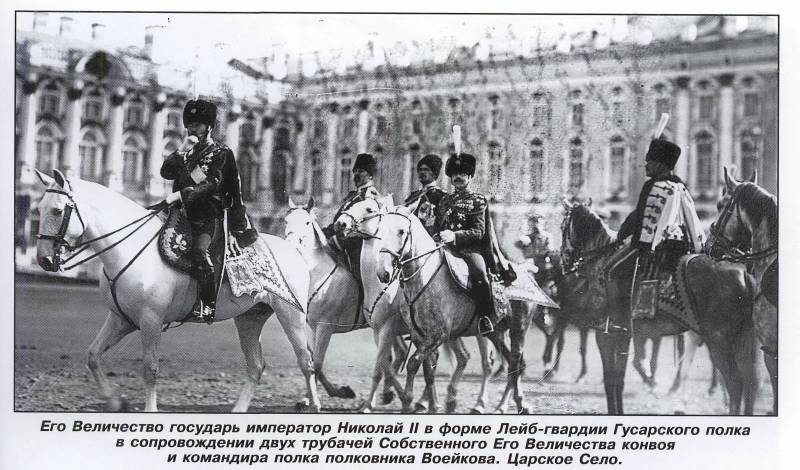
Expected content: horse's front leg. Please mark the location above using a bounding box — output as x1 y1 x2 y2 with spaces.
444 339 470 413
233 306 272 412
471 335 493 414
313 322 356 400
596 329 631 415
364 320 408 412
87 312 136 411
139 314 164 412
272 302 320 412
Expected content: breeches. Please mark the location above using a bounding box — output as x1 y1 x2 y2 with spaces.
461 252 490 287
190 218 216 252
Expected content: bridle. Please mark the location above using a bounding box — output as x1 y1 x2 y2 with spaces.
709 185 777 263
36 184 164 272
560 207 621 277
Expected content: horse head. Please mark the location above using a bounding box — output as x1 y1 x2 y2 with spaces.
335 197 391 240
284 197 320 249
560 200 608 260
34 169 87 272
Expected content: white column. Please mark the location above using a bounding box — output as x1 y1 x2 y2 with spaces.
357 99 369 153
256 114 274 202
674 76 691 181
225 103 242 152
18 76 40 186
62 81 84 179
324 103 339 205
105 87 126 191
292 119 306 195
146 92 168 199
718 73 735 179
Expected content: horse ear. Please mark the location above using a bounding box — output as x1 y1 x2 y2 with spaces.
52 169 66 189
749 169 758 184
306 197 315 210
723 167 737 194
287 197 297 209
562 197 572 210
35 169 54 187
587 197 593 207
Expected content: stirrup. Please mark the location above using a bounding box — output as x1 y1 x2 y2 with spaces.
478 316 495 336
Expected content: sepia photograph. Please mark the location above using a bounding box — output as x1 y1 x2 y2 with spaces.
12 11 779 420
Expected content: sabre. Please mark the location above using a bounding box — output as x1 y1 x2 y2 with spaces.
654 113 670 139
452 125 462 155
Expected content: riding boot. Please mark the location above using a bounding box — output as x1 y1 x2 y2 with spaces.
192 248 216 323
474 279 497 336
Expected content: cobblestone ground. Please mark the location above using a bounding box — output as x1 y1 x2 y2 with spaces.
15 280 772 414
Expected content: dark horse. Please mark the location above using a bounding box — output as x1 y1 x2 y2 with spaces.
561 200 759 415
709 170 777 414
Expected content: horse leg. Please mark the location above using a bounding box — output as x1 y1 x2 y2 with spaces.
707 342 741 415
383 335 408 405
364 322 407 412
139 315 164 413
424 349 440 413
575 327 589 384
312 322 356 400
471 335 493 414
404 350 423 413
509 302 534 414
762 348 778 415
734 322 758 416
649 336 662 388
551 320 567 375
232 306 271 412
444 338 469 413
87 312 136 411
668 333 687 395
272 303 320 412
596 329 631 415
631 333 651 388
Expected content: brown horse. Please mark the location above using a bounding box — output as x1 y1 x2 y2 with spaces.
709 170 777 414
561 200 759 415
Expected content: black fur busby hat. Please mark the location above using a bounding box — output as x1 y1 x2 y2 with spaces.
645 138 681 169
183 99 217 127
353 153 377 176
445 153 476 177
417 154 443 177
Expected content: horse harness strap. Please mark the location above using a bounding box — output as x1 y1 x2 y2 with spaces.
103 218 170 330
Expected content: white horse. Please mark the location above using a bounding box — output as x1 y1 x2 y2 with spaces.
284 197 411 407
34 169 319 412
337 199 539 413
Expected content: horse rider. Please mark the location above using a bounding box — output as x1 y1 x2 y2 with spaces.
156 99 257 322
323 153 381 275
516 216 556 286
404 154 446 236
434 152 499 336
607 137 705 319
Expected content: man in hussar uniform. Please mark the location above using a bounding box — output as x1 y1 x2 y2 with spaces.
434 152 498 335
608 136 705 318
323 153 381 274
157 99 257 322
404 154 446 235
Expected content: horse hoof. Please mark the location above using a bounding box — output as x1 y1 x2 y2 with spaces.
445 400 457 413
105 397 129 412
469 407 484 415
337 386 356 399
360 407 373 414
381 390 395 405
294 401 309 412
414 402 427 413
574 376 587 385
518 407 531 415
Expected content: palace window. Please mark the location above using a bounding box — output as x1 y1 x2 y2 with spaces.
125 102 145 127
122 137 144 185
166 112 181 130
239 122 256 145
699 95 715 121
529 138 544 195
79 131 103 182
655 98 671 121
569 137 584 193
571 103 584 127
695 131 716 191
35 126 58 171
487 141 505 195
83 94 104 121
743 93 761 118
740 129 761 181
532 92 550 128
311 150 324 198
340 149 352 197
39 83 61 115
238 150 259 201
609 136 627 195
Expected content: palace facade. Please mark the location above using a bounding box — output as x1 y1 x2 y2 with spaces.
15 14 778 277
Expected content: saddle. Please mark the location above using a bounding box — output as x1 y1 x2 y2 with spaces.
632 253 702 333
157 206 226 313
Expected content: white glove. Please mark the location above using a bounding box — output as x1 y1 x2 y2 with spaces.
165 191 182 204
439 230 456 244
179 135 199 153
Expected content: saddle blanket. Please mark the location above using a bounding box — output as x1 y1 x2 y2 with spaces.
635 254 701 333
225 237 304 312
442 250 558 309
157 207 302 312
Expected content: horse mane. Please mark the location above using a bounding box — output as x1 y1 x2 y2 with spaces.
69 178 148 215
570 204 614 248
737 182 778 243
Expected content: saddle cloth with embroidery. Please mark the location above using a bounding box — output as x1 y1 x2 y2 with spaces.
442 249 558 308
157 207 203 279
634 254 701 333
